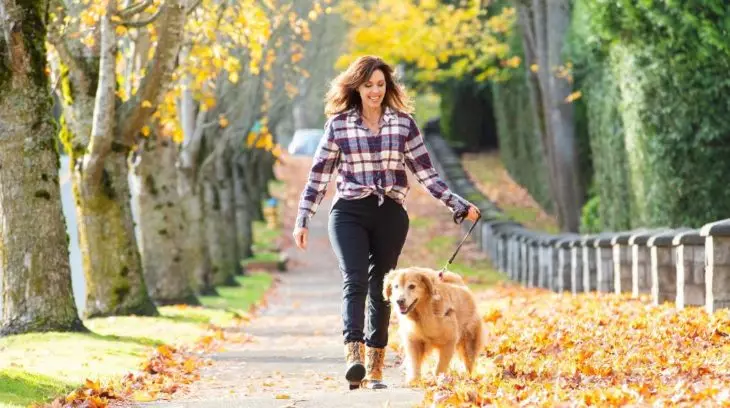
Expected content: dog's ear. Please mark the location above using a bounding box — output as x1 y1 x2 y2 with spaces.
418 272 434 297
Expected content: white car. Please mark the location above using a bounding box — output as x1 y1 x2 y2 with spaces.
287 129 324 156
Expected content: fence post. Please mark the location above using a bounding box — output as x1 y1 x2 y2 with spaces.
595 235 615 293
581 236 598 293
700 220 730 313
647 230 687 306
672 230 705 310
555 236 575 293
610 231 637 294
629 230 663 298
569 237 584 295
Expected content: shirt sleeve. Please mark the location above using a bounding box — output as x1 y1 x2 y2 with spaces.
295 119 341 228
403 117 470 219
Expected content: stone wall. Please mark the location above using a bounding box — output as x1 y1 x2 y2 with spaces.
426 132 730 314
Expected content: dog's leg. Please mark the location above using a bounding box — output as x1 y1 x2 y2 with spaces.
405 339 425 385
458 335 478 374
461 321 484 375
434 341 456 376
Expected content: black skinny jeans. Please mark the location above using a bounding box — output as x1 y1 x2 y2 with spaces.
328 195 409 348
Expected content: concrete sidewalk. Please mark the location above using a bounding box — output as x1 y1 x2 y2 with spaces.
135 196 424 408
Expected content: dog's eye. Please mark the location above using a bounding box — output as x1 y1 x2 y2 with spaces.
408 284 416 290
394 284 399 289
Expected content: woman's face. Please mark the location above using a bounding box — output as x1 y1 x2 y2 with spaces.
357 69 386 111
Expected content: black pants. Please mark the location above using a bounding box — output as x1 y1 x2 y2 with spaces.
328 195 409 348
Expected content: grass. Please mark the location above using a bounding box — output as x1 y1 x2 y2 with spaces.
252 220 280 252
460 153 560 233
241 251 280 265
198 274 273 312
0 273 273 407
0 370 74 408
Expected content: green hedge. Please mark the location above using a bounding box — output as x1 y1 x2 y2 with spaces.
581 0 730 228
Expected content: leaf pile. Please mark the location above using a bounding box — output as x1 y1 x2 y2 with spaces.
422 284 730 407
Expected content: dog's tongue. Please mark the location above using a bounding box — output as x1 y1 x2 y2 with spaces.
399 305 408 314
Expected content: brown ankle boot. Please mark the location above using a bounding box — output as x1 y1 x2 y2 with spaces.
363 346 387 389
344 342 366 389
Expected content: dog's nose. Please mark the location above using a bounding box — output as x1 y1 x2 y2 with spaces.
396 298 405 307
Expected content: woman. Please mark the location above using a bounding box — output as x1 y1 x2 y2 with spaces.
292 55 480 390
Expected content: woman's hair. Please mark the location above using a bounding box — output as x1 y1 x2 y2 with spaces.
324 55 413 117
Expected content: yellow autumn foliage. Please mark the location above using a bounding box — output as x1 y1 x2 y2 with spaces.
337 0 517 83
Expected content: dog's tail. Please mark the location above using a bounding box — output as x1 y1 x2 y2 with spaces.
438 270 467 286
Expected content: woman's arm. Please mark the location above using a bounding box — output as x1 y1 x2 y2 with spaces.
295 120 341 229
403 117 469 220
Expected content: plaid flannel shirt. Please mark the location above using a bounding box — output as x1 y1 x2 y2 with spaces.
295 107 470 229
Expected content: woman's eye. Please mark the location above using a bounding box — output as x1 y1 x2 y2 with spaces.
408 284 416 290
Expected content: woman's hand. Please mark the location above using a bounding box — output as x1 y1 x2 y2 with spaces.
292 226 308 250
466 205 480 222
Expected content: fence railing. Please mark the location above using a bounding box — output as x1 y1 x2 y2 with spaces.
425 131 730 314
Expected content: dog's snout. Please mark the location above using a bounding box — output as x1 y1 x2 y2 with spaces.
396 298 406 306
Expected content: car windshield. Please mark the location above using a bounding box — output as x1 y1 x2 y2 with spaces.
288 129 324 156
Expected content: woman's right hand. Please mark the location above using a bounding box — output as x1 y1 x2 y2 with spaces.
293 226 308 251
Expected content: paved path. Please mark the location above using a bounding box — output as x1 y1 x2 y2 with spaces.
136 194 424 408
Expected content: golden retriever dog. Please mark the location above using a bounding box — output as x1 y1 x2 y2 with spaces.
384 266 482 384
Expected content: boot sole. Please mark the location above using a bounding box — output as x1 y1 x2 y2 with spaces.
345 362 366 387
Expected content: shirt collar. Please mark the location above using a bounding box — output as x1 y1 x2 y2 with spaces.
347 106 397 127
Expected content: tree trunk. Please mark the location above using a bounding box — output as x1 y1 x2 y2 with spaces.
530 0 564 227
202 177 237 286
216 152 240 275
522 0 582 232
75 148 158 317
256 151 275 201
517 1 559 215
242 151 264 222
233 158 254 260
0 0 85 334
178 171 215 295
546 0 582 232
133 138 198 305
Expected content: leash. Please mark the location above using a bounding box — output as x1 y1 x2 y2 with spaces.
438 212 481 278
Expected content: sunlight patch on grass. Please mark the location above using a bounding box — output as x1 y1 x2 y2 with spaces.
199 273 273 313
0 273 274 407
0 369 75 408
0 332 149 398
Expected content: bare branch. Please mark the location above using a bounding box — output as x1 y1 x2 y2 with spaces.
120 6 162 27
117 0 185 144
82 0 118 186
186 0 202 15
117 0 153 18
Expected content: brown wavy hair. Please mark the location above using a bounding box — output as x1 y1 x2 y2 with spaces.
324 56 413 117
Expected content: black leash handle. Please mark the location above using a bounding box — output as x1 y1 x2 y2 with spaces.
442 213 482 271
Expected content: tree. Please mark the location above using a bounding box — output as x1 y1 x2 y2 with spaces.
48 0 186 316
337 0 517 83
170 0 321 284
0 0 85 334
516 0 583 232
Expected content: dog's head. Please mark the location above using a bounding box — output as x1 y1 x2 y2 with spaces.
384 267 434 315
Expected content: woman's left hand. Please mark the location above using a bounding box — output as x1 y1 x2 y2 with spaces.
466 205 480 222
